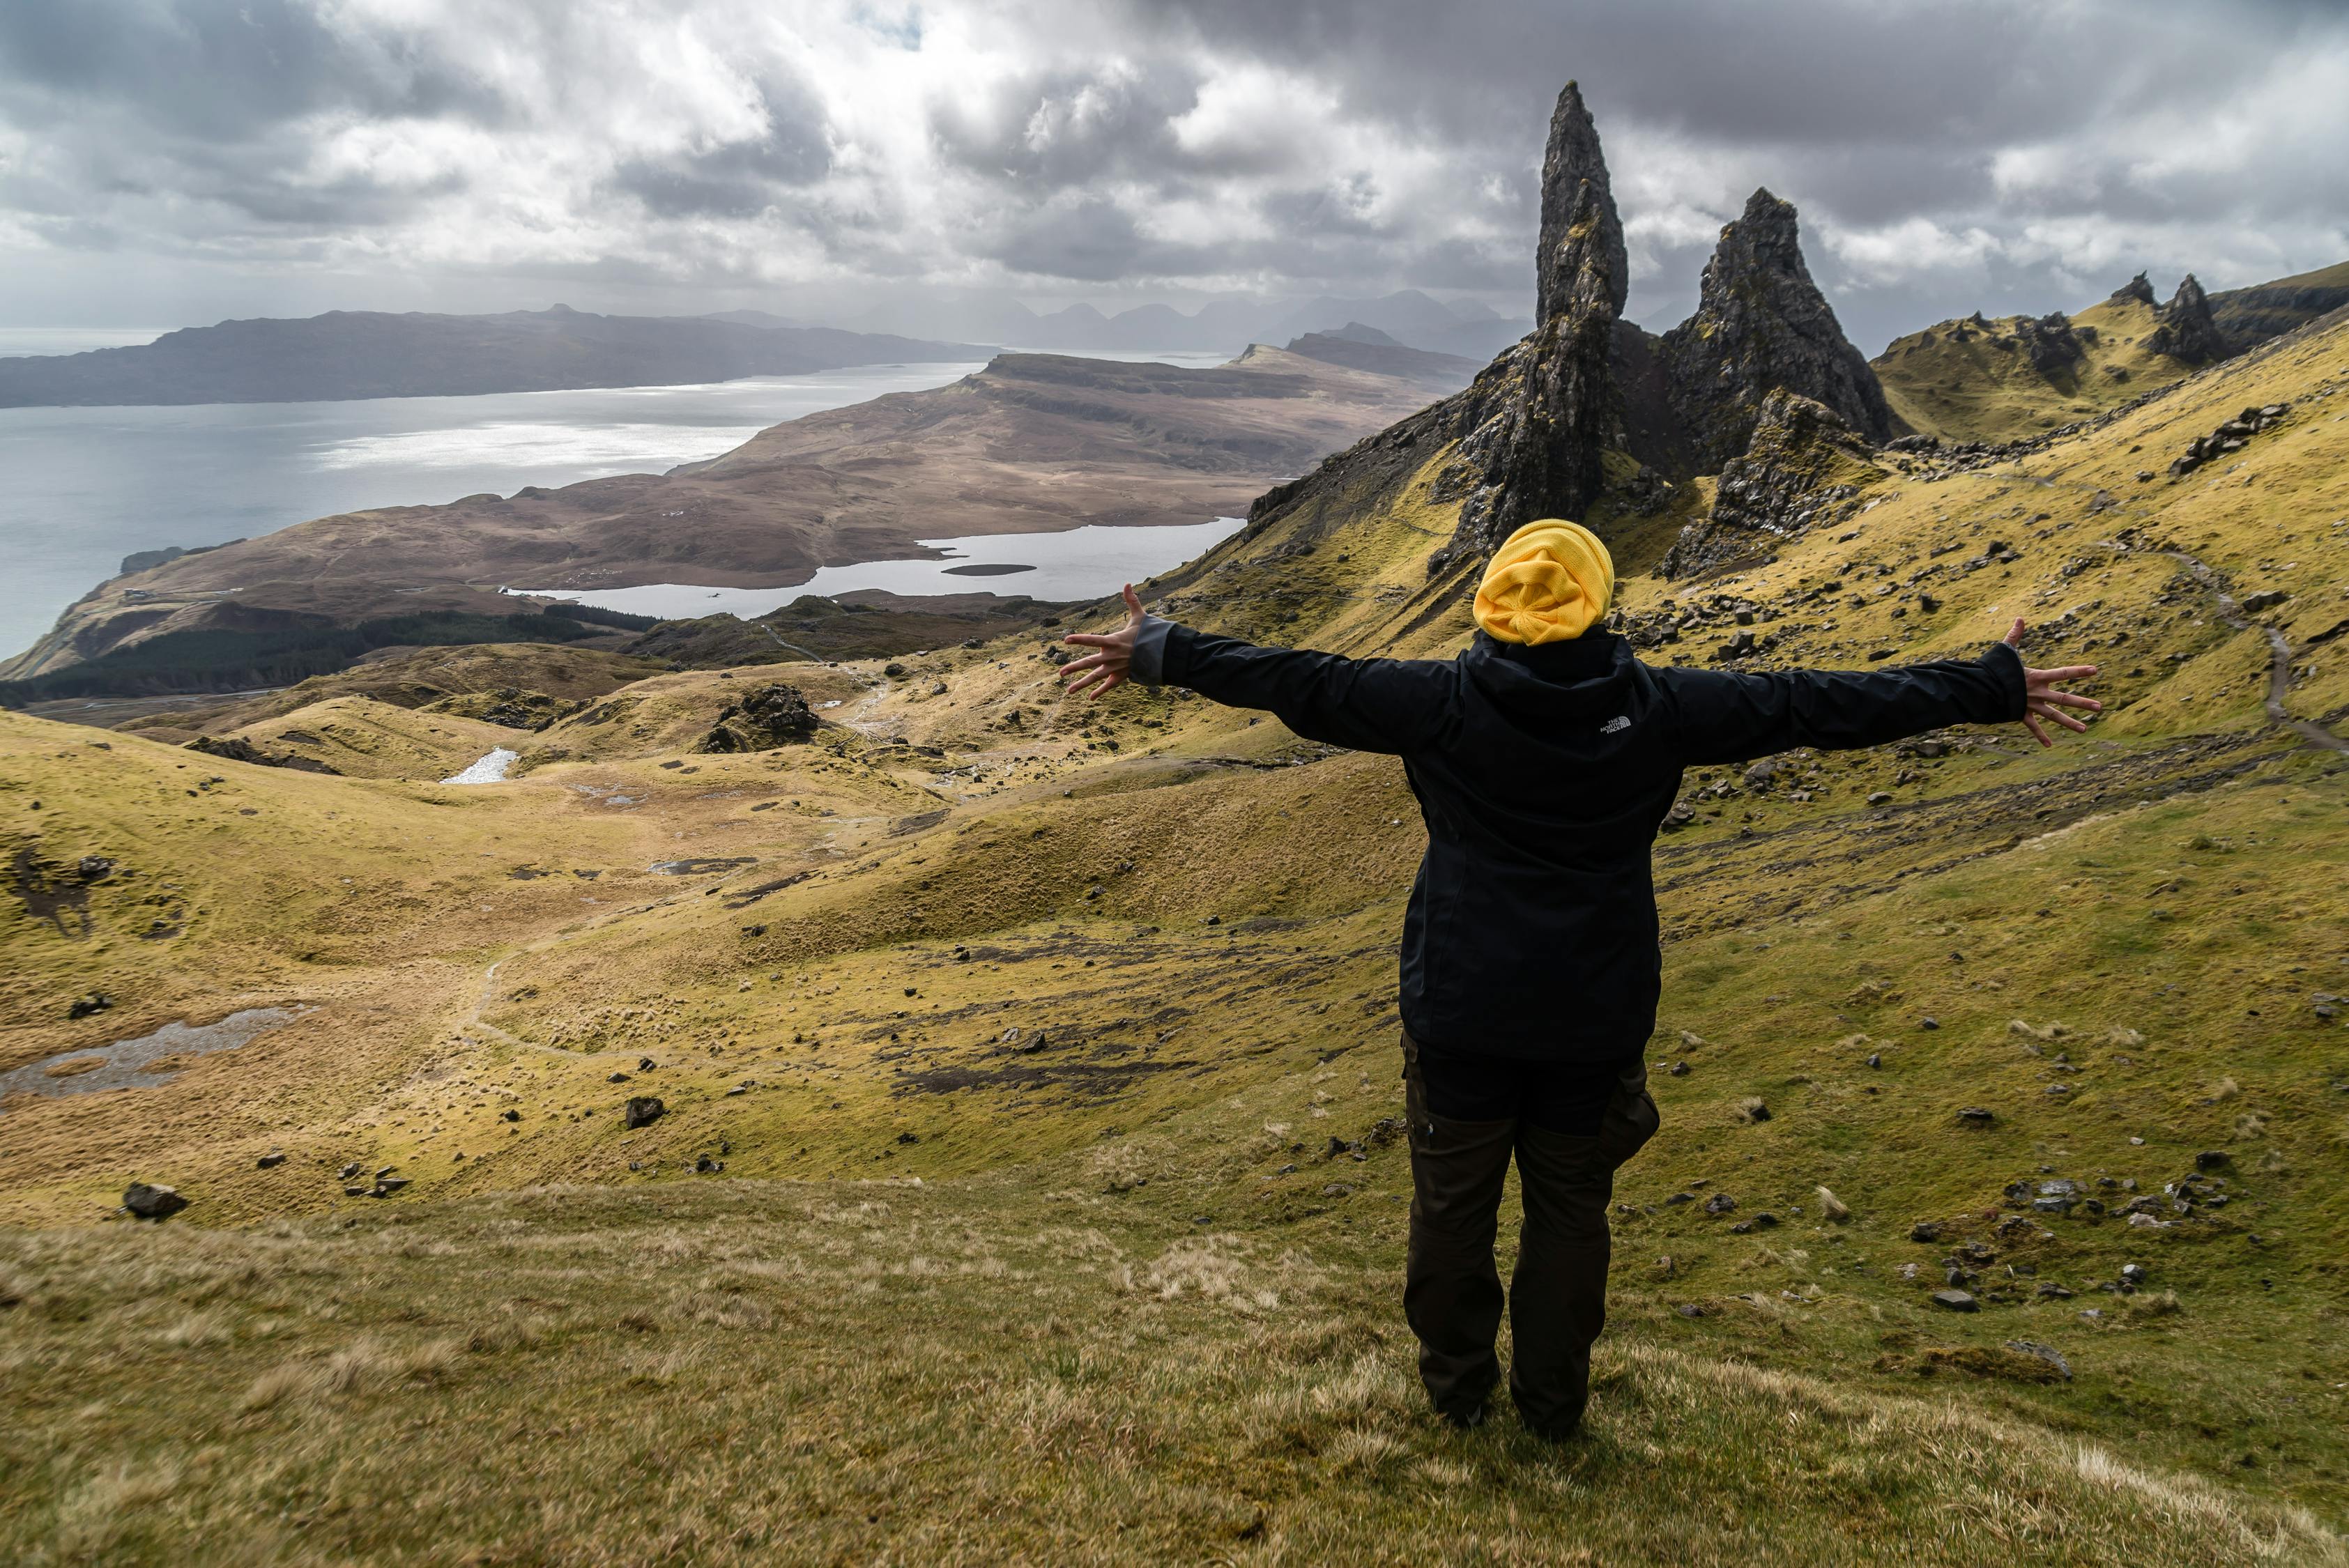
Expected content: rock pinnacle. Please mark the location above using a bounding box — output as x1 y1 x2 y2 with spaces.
1660 187 1894 470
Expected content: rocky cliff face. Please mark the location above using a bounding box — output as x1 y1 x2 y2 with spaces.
1660 189 1894 470
1424 82 1628 571
2146 274 2230 364
1658 390 1885 578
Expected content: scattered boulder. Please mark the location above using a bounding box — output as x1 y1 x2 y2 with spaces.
1703 1192 1737 1215
372 1177 410 1197
122 1182 188 1220
256 1152 286 1169
1930 1289 1979 1312
623 1097 666 1129
2002 1341 2073 1380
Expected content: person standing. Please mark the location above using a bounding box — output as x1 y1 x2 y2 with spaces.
1060 521 2100 1436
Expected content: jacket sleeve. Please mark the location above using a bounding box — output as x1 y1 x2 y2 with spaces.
1130 615 1456 755
1662 643 2027 766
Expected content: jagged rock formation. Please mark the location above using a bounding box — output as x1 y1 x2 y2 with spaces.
1423 82 1628 570
1660 190 1894 470
1658 391 1885 579
695 683 818 753
2011 312 2088 376
2111 272 2158 307
2145 274 2230 364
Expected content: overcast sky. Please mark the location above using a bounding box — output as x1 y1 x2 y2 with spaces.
1 0 2343 351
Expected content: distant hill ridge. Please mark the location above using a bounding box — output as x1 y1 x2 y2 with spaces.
0 305 993 408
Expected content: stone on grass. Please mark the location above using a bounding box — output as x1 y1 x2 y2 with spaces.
122 1183 188 1221
1931 1289 1979 1312
624 1097 665 1130
256 1152 286 1169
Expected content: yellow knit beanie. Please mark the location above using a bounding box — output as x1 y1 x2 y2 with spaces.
1472 519 1615 644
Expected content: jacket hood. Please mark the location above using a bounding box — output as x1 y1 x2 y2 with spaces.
1460 629 1638 723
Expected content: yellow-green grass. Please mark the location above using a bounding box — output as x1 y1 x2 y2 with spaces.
3 1169 2341 1566
1875 295 2201 445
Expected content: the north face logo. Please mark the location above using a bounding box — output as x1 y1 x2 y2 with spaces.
1600 715 1630 734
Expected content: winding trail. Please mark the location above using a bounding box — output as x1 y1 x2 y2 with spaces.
2149 546 2347 754
1991 459 2348 755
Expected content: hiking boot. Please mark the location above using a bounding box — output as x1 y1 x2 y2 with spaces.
1439 1399 1490 1431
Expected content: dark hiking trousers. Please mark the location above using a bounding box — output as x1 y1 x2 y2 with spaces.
1401 1031 1660 1437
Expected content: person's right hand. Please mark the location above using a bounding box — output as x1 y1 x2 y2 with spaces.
2003 618 2102 746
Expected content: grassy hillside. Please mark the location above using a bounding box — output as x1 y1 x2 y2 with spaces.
1873 295 2197 444
2 307 2346 1562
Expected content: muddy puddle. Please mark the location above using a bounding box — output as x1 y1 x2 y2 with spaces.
0 1008 300 1107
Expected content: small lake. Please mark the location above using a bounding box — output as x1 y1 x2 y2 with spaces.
512 515 1248 617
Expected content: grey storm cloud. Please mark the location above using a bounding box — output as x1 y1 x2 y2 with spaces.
0 0 2342 348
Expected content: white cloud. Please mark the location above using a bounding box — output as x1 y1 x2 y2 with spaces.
0 0 2341 345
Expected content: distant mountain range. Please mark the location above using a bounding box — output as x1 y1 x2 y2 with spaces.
0 306 993 408
763 289 1534 362
0 291 1531 410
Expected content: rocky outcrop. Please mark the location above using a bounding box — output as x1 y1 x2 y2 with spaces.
2012 312 2088 376
2146 274 2229 364
1660 190 1894 470
695 683 818 753
1659 391 1885 578
1425 82 1628 570
2167 403 2290 478
2111 272 2158 307
184 734 342 774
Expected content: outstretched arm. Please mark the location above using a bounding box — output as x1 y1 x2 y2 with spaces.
1666 617 2101 766
1060 585 1455 755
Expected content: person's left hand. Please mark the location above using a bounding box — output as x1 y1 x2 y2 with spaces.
2004 617 2103 746
1062 584 1145 698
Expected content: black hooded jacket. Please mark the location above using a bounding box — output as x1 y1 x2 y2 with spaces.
1131 617 2026 1062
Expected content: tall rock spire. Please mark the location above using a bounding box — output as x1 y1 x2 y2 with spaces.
1660 188 1893 470
1536 82 1628 325
1428 82 1628 569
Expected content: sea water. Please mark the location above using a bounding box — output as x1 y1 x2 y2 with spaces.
0 347 1245 661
